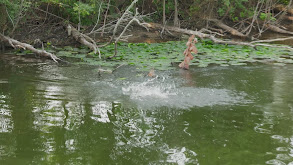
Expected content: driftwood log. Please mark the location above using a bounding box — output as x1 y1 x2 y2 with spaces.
0 33 60 62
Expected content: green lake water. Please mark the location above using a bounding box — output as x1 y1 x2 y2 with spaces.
0 54 293 165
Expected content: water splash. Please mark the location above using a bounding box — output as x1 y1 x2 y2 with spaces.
162 146 198 165
91 101 113 123
122 77 249 109
122 78 177 100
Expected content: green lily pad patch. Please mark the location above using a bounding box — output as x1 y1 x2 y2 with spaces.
64 40 293 70
14 40 293 70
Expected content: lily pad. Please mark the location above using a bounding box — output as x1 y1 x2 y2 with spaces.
56 51 73 57
50 39 293 71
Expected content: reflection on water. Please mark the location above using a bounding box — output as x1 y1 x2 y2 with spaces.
0 95 13 133
257 66 293 165
0 55 293 164
164 147 198 165
91 101 112 123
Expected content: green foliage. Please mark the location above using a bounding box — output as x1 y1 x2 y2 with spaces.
259 12 276 21
217 0 252 21
73 2 94 17
0 0 31 23
152 0 176 21
51 40 293 70
40 0 104 25
279 0 290 5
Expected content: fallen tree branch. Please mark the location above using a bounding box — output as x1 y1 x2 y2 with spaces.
0 33 60 62
274 4 293 15
266 23 293 35
283 15 293 21
200 28 224 37
146 23 293 51
251 36 293 43
67 24 101 59
146 22 252 46
207 27 224 34
254 43 293 51
208 19 246 38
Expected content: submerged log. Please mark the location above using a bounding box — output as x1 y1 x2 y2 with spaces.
0 33 60 62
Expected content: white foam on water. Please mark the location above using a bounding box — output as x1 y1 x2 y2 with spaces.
122 78 249 109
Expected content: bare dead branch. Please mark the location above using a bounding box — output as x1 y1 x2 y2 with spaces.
146 22 293 51
274 3 293 15
200 28 224 37
112 8 149 58
251 37 293 43
90 2 103 34
0 33 60 62
101 0 111 37
67 24 101 59
112 0 138 38
266 24 293 35
208 19 246 38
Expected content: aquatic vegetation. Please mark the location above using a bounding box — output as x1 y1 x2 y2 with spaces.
13 40 293 70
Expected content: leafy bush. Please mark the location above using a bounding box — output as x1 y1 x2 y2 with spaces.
259 12 276 21
40 0 104 25
217 0 253 21
279 0 290 5
0 0 31 30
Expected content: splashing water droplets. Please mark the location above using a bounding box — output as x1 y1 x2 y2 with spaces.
122 78 178 100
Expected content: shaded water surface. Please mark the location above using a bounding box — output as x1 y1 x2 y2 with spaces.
0 55 293 164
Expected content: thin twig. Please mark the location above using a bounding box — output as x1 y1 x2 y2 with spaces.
251 37 293 43
90 2 103 34
112 7 148 58
34 8 70 22
78 0 81 31
101 0 111 37
5 6 14 28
